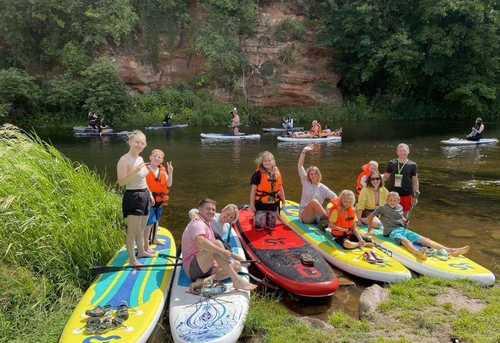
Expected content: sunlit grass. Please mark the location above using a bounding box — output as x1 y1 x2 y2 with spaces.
0 125 124 342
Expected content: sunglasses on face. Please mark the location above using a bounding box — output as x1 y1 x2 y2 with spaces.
370 178 381 181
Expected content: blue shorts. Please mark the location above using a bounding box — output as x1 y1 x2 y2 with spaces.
147 206 164 226
389 227 422 245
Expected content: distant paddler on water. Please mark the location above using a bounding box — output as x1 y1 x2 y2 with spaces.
231 107 240 135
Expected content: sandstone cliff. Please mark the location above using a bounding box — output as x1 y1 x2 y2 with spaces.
116 2 342 107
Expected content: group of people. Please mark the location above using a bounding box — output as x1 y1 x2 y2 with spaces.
88 112 106 131
291 120 342 138
117 131 470 294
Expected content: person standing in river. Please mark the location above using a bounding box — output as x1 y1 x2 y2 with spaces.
383 143 420 216
231 107 240 135
117 130 155 267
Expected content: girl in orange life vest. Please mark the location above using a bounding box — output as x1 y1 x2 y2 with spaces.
327 190 372 249
144 149 173 254
250 151 286 229
356 160 379 194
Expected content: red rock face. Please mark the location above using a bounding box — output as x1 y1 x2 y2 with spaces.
116 2 342 106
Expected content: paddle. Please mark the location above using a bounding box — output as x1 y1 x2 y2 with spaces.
92 263 182 274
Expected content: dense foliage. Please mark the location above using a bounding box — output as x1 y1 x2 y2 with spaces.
317 0 499 117
0 0 498 125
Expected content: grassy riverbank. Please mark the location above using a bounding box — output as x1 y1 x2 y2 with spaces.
0 125 124 342
242 278 499 343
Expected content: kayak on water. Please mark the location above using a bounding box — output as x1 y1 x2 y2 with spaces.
74 130 129 137
200 133 261 140
145 124 189 130
440 138 498 146
277 135 342 143
169 224 249 343
60 227 177 343
262 127 304 132
280 201 412 283
357 226 496 286
73 126 113 133
234 208 339 297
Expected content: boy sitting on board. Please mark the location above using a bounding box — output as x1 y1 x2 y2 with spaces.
326 190 372 249
367 192 469 260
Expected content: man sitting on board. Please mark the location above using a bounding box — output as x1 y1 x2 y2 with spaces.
181 198 256 291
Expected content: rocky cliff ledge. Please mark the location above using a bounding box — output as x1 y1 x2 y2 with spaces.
116 2 342 107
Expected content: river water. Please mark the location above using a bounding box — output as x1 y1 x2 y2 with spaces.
41 119 500 319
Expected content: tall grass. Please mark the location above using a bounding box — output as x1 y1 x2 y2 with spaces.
0 124 124 289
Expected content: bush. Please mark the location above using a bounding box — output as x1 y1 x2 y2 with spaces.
81 58 131 125
275 18 307 42
0 68 40 119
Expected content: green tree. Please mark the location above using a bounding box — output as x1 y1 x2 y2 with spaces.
319 0 499 117
81 59 130 125
196 0 258 89
0 68 40 118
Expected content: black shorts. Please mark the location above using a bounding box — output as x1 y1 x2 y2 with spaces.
334 234 359 248
122 189 150 218
189 257 214 281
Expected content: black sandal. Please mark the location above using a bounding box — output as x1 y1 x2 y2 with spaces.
85 305 112 317
116 302 129 321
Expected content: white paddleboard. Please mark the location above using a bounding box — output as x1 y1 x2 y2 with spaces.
145 124 188 130
200 133 261 140
169 228 250 343
441 138 498 146
277 135 342 143
262 127 304 132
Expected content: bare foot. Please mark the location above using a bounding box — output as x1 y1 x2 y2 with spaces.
233 278 257 291
137 251 155 258
144 248 155 254
152 239 162 245
129 260 143 268
449 246 470 257
414 250 428 261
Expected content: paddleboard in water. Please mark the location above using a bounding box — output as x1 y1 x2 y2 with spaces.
441 138 498 146
280 201 412 283
73 126 114 133
235 208 339 297
200 133 261 140
60 227 176 343
169 225 249 343
262 127 304 132
145 124 188 130
358 227 496 286
74 130 129 138
277 135 342 143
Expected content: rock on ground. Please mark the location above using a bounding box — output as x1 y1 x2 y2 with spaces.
359 284 389 319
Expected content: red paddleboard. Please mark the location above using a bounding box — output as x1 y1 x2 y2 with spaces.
234 209 339 297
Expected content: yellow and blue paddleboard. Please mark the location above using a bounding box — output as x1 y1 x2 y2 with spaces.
280 201 412 283
357 226 496 286
60 226 176 343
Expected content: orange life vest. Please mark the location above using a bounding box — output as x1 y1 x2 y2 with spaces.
356 164 372 194
255 167 283 205
146 166 169 206
328 198 357 237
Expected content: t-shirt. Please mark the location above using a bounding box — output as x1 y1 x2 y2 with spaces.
298 167 336 211
371 204 406 236
356 187 389 212
251 170 281 211
385 159 417 196
181 218 216 274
